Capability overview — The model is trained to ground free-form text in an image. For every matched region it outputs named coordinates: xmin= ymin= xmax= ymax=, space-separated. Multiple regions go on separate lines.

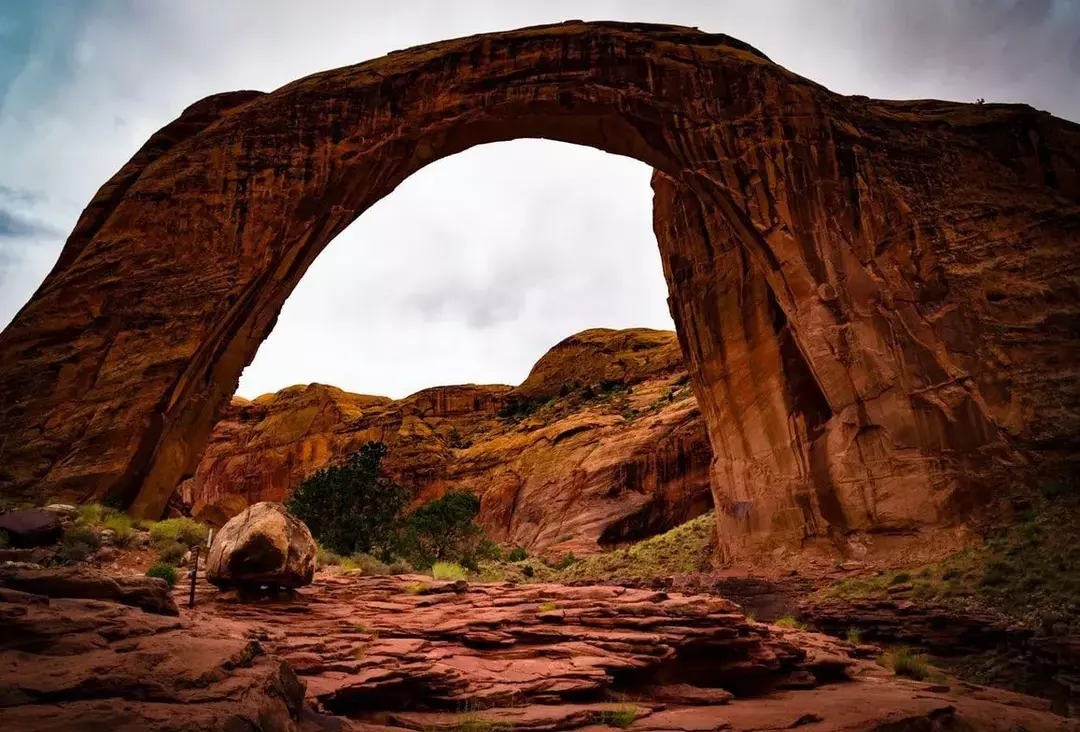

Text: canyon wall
xmin=178 ymin=329 xmax=713 ymax=554
xmin=0 ymin=22 xmax=1076 ymax=562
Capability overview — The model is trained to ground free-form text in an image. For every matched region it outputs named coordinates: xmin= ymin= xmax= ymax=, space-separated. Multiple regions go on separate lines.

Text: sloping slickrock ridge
xmin=0 ymin=20 xmax=1076 ymax=564
xmin=179 ymin=328 xmax=715 ymax=553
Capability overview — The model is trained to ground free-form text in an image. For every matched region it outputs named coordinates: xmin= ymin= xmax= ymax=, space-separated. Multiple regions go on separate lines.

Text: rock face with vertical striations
xmin=0 ymin=22 xmax=1077 ymax=562
xmin=179 ymin=328 xmax=715 ymax=555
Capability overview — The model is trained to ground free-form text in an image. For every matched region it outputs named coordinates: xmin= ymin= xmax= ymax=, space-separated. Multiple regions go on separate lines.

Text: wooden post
xmin=189 ymin=544 xmax=200 ymax=609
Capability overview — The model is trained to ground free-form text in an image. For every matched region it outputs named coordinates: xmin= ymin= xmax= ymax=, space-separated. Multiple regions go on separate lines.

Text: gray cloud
xmin=0 ymin=1 xmax=1076 ymax=399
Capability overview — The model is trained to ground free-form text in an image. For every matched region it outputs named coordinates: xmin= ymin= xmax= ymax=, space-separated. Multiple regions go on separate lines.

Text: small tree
xmin=395 ymin=491 xmax=485 ymax=569
xmin=288 ymin=442 xmax=408 ymax=557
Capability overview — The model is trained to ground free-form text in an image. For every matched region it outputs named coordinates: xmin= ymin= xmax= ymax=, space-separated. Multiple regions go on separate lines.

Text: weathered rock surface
xmin=206 ymin=501 xmax=317 ymax=590
xmin=1 ymin=567 xmax=1077 ymax=731
xmin=0 ymin=585 xmax=306 ymax=731
xmin=180 ymin=328 xmax=713 ymax=553
xmin=0 ymin=509 xmax=61 ymax=548
xmin=0 ymin=21 xmax=1077 ymax=564
xmin=0 ymin=565 xmax=179 ymax=615
xmin=803 ymin=595 xmax=1080 ymax=716
xmin=188 ymin=573 xmax=1077 ymax=730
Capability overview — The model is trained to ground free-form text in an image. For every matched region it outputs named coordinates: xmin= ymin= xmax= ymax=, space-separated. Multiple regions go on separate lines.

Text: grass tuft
xmin=774 ymin=615 xmax=808 ymax=630
xmin=879 ymin=646 xmax=931 ymax=680
xmin=601 ymin=704 xmax=638 ymax=728
xmin=432 ymin=561 xmax=468 ymax=581
xmin=149 ymin=517 xmax=209 ymax=548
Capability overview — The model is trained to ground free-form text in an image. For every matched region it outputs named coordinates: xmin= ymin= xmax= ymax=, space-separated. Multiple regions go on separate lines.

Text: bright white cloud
xmin=1 ymin=0 xmax=1076 ymax=398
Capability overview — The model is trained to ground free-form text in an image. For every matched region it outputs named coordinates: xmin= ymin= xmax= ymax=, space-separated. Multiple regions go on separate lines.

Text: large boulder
xmin=206 ymin=502 xmax=316 ymax=590
xmin=0 ymin=508 xmax=62 ymax=547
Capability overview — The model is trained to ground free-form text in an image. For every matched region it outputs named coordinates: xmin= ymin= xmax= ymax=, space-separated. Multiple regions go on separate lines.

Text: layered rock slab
xmin=0 ymin=584 xmax=306 ymax=731
xmin=189 ymin=573 xmax=1077 ymax=731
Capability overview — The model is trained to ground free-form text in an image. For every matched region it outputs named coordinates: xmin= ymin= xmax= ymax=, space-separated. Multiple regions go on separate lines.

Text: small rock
xmin=95 ymin=547 xmax=118 ymax=563
xmin=0 ymin=509 xmax=62 ymax=548
xmin=99 ymin=528 xmax=117 ymax=546
xmin=131 ymin=531 xmax=151 ymax=547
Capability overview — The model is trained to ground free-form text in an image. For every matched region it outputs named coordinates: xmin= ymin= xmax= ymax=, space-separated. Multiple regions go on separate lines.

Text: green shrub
xmin=156 ymin=540 xmax=188 ymax=565
xmin=288 ymin=442 xmax=408 ymax=557
xmin=387 ymin=558 xmax=414 ymax=575
xmin=845 ymin=627 xmax=864 ymax=645
xmin=317 ymin=544 xmax=343 ymax=568
xmin=342 ymin=552 xmax=390 ymax=575
xmin=538 ymin=601 xmax=557 ymax=612
xmin=601 ymin=705 xmax=637 ymax=728
xmin=150 ymin=517 xmax=208 ymax=548
xmin=888 ymin=572 xmax=912 ymax=585
xmin=774 ymin=615 xmax=807 ymax=630
xmin=146 ymin=562 xmax=179 ymax=587
xmin=104 ymin=514 xmax=135 ymax=546
xmin=432 ymin=561 xmax=468 ymax=581
xmin=553 ymin=552 xmax=577 ymax=570
xmin=395 ymin=491 xmax=484 ymax=569
xmin=508 ymin=546 xmax=527 ymax=562
xmin=522 ymin=565 xmax=535 ymax=578
xmin=77 ymin=504 xmax=108 ymax=525
xmin=56 ymin=525 xmax=102 ymax=563
xmin=882 ymin=646 xmax=930 ymax=680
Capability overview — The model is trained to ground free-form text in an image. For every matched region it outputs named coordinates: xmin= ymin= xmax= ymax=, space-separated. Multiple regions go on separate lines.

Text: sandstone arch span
xmin=1 ymin=21 xmax=1078 ymax=560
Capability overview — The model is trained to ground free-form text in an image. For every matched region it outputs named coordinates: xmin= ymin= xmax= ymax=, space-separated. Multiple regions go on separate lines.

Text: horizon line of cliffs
xmin=177 ymin=328 xmax=716 ymax=556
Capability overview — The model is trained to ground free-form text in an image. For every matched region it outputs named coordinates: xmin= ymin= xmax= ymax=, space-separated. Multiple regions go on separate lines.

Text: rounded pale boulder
xmin=205 ymin=502 xmax=316 ymax=590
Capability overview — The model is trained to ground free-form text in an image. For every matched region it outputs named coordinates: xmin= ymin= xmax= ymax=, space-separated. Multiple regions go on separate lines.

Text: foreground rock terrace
xmin=2 ymin=567 xmax=1078 ymax=731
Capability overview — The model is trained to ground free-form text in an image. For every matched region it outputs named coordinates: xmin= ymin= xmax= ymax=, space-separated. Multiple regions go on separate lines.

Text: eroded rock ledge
xmin=2 ymin=567 xmax=1077 ymax=731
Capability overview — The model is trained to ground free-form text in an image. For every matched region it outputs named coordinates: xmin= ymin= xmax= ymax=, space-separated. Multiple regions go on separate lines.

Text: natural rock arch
xmin=1 ymin=21 xmax=1077 ymax=560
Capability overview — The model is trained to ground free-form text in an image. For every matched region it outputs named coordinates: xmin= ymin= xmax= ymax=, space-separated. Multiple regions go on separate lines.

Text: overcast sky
xmin=1 ymin=1 xmax=1077 ymax=399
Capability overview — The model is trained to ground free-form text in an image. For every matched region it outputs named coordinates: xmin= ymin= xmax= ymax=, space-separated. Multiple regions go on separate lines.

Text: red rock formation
xmin=0 ymin=21 xmax=1077 ymax=564
xmin=179 ymin=329 xmax=715 ymax=553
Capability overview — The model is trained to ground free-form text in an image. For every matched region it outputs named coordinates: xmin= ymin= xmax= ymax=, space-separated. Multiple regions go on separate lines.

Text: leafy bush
xmin=522 ymin=565 xmax=535 ymax=578
xmin=846 ymin=627 xmax=864 ymax=645
xmin=888 ymin=572 xmax=912 ymax=585
xmin=150 ymin=517 xmax=208 ymax=548
xmin=395 ymin=491 xmax=485 ymax=569
xmin=104 ymin=514 xmax=135 ymax=546
xmin=156 ymin=540 xmax=188 ymax=565
xmin=146 ymin=562 xmax=179 ymax=587
xmin=289 ymin=442 xmax=408 ymax=557
xmin=538 ymin=601 xmax=557 ymax=612
xmin=432 ymin=561 xmax=468 ymax=581
xmin=56 ymin=525 xmax=102 ymax=563
xmin=508 ymin=546 xmax=527 ymax=562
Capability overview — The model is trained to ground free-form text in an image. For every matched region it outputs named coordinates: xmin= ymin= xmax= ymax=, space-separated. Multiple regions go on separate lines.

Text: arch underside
xmin=0 ymin=21 xmax=1078 ymax=559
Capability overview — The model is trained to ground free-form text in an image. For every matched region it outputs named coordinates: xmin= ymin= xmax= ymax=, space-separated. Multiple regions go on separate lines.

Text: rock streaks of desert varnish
xmin=0 ymin=21 xmax=1077 ymax=560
